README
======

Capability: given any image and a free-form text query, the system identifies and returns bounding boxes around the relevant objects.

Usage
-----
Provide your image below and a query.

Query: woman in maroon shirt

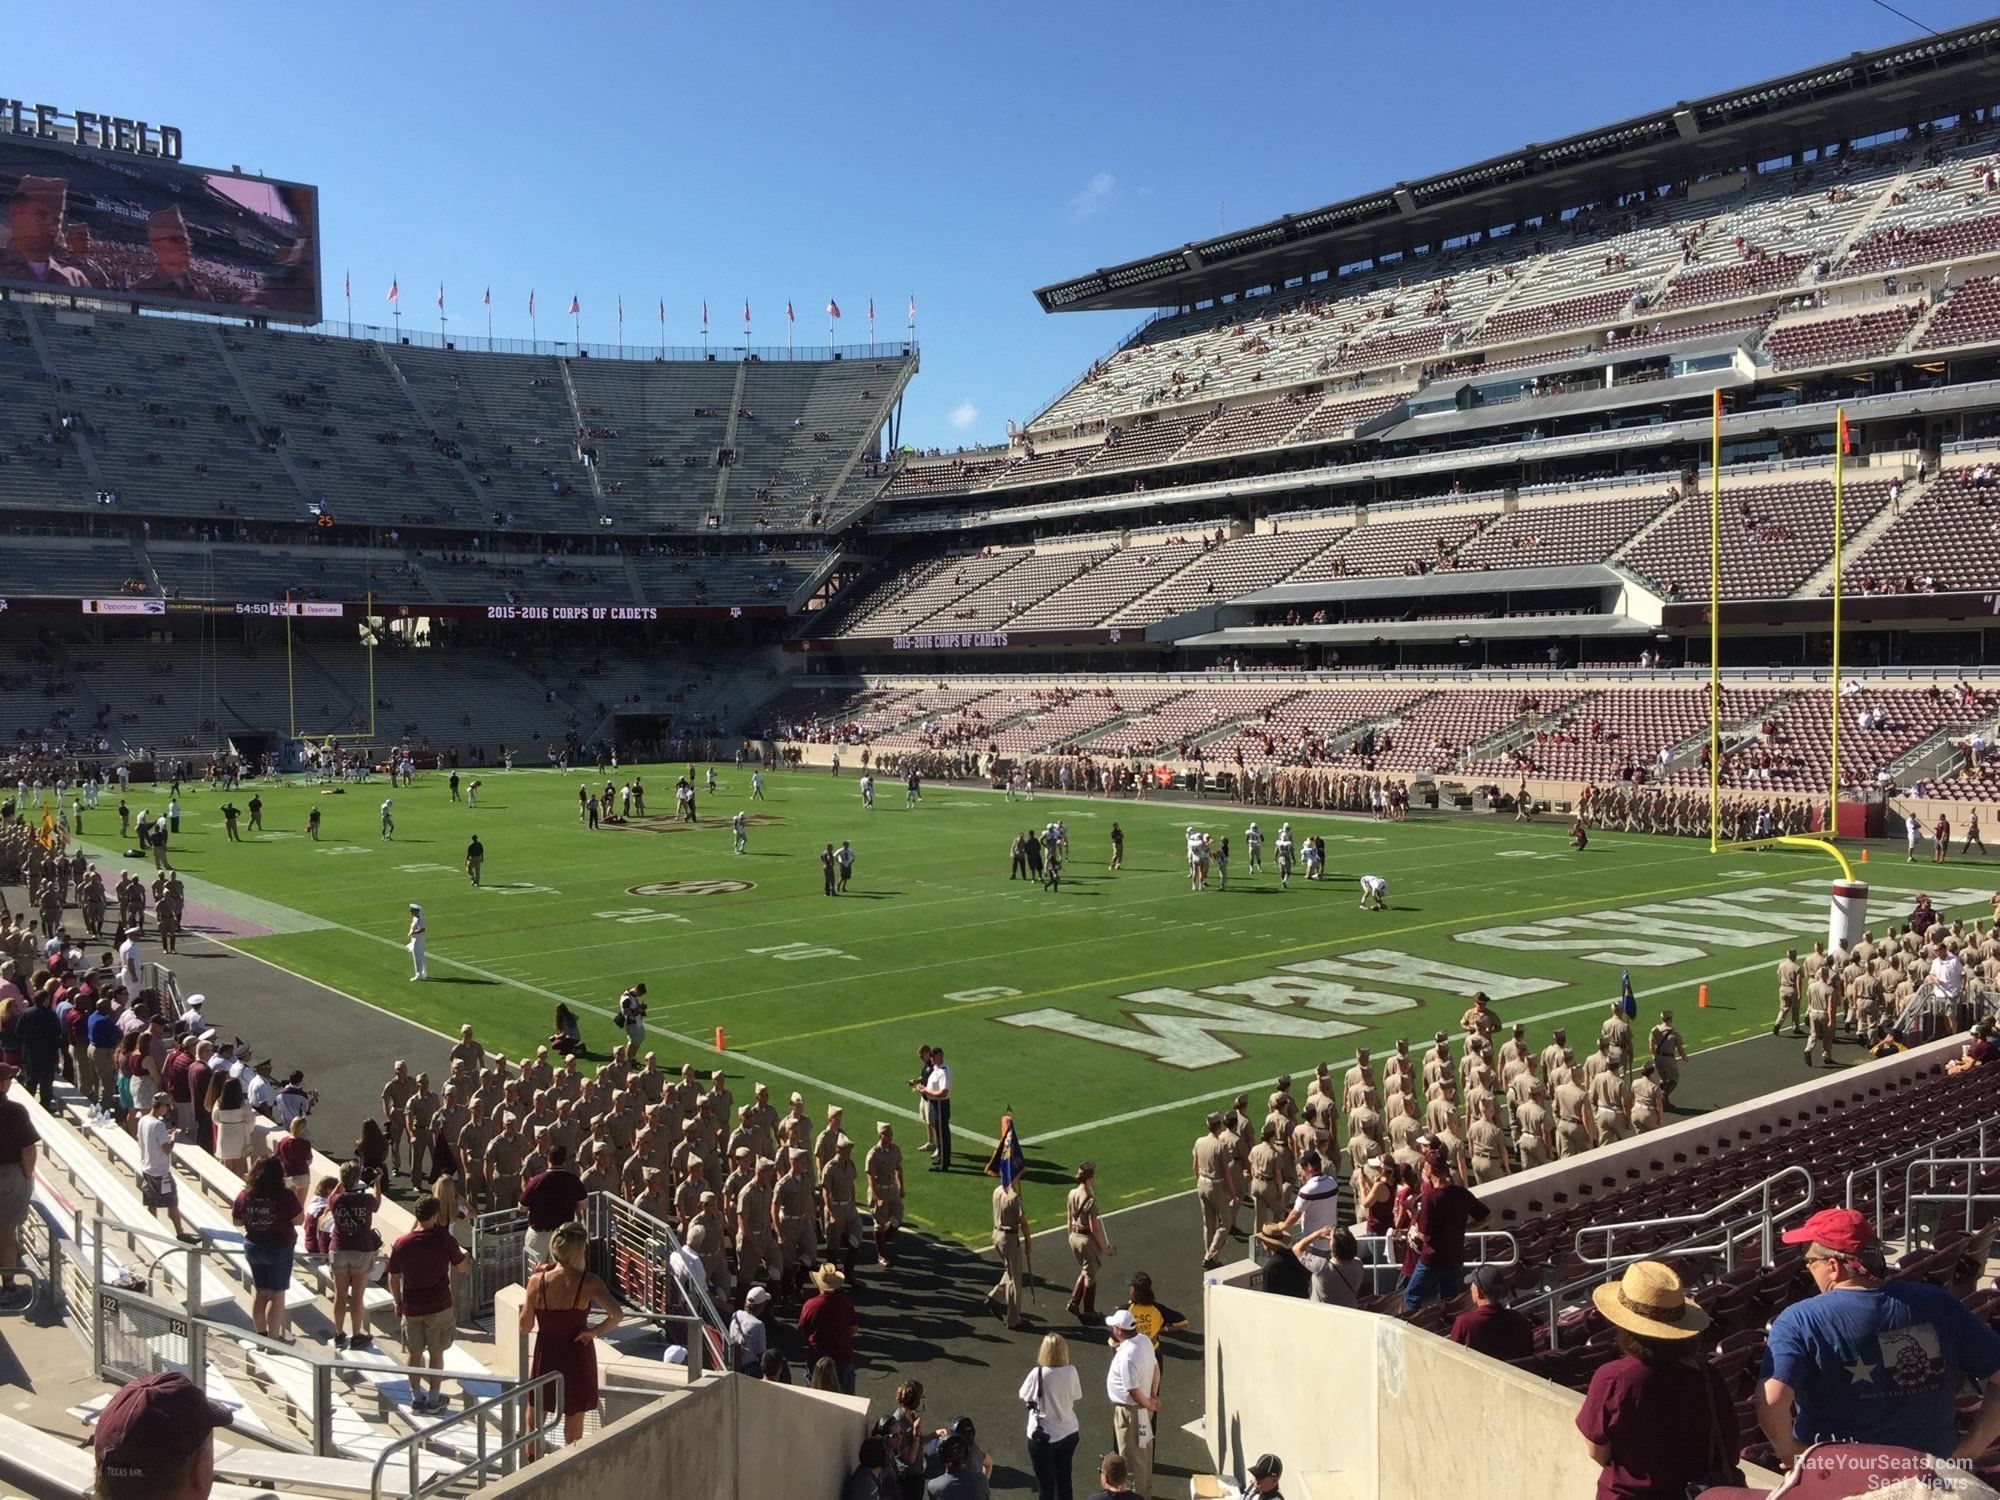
[325,1162,383,1352]
[233,1156,303,1343]
[1576,1261,1739,1500]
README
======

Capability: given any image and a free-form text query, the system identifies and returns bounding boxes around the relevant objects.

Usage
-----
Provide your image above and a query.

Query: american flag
[567,295,580,316]
[386,278,398,304]
[827,299,841,320]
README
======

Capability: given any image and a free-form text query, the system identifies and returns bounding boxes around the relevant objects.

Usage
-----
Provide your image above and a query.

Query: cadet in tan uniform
[1421,1033,1452,1092]
[1499,1022,1531,1076]
[820,1135,862,1280]
[1460,993,1501,1041]
[1552,1069,1596,1159]
[1193,1113,1239,1269]
[382,1061,419,1178]
[1850,965,1885,1036]
[1588,1054,1631,1143]
[1581,1037,1615,1089]
[774,1147,820,1298]
[692,1191,729,1288]
[1650,1010,1689,1103]
[1773,948,1803,1037]
[736,1157,780,1293]
[1629,1063,1665,1132]
[1599,1002,1633,1072]
[1539,1028,1569,1084]
[1247,1123,1287,1236]
[1066,1161,1112,1321]
[1380,1040,1414,1094]
[1465,1095,1511,1184]
[865,1123,905,1268]
[988,1176,1027,1330]
[1515,1079,1554,1169]
[1804,972,1837,1066]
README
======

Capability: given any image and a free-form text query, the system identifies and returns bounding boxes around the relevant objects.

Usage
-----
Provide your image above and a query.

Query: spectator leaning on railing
[1755,1207,2000,1464]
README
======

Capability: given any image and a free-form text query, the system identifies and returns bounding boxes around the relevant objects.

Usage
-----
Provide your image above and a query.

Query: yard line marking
[736,861,1803,1050]
[1025,882,1996,1144]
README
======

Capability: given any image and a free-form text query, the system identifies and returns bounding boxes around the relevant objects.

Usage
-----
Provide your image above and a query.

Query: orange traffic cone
[1860,848,1869,864]
[715,1027,726,1051]
[1697,983,1709,1009]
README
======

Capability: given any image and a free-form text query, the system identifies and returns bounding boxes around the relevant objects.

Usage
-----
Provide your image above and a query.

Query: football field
[93,764,1996,1245]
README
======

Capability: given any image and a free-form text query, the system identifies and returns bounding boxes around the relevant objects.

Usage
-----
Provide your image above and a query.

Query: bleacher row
[0,299,910,536]
[761,676,2000,796]
[823,457,2000,631]
[0,532,826,610]
[1018,116,2000,440]
[0,640,762,752]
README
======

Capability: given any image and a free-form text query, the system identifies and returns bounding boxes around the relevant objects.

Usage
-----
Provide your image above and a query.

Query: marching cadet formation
[1578,782,1816,840]
[1774,907,2000,1063]
[377,1033,912,1334]
[1184,994,1700,1267]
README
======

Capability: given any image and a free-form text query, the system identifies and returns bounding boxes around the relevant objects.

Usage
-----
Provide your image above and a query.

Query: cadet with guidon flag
[986,1111,1030,1329]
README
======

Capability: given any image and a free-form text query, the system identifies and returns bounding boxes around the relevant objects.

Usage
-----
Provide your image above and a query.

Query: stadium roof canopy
[1034,19,2000,314]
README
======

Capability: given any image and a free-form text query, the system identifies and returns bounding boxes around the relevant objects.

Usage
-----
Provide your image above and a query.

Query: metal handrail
[1571,1165,1815,1268]
[369,1372,561,1500]
[1903,1156,2000,1244]
[1512,1166,1813,1352]
[1846,1112,2000,1234]
[1352,1228,1519,1267]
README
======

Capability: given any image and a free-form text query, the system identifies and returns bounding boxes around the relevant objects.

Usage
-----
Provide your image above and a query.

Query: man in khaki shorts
[386,1194,469,1414]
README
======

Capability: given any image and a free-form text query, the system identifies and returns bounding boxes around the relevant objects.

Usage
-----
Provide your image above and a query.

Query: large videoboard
[0,134,320,323]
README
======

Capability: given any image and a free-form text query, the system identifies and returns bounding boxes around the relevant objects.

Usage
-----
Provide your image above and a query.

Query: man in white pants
[1359,875,1389,911]
[407,904,427,981]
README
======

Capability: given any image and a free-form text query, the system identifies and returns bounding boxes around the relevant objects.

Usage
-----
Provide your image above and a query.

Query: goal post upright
[1708,388,1722,854]
[285,590,297,743]
[1830,408,1847,838]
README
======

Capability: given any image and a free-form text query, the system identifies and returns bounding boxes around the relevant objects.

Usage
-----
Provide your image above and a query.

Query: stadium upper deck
[0,299,911,539]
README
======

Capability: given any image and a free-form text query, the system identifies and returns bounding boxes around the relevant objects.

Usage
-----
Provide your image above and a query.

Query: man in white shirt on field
[1105,1309,1159,1499]
[1359,874,1389,911]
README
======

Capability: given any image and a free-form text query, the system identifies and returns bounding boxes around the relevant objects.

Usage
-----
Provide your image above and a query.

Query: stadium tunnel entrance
[615,712,673,745]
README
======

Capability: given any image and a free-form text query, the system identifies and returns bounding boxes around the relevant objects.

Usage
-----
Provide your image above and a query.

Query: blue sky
[15,0,1997,449]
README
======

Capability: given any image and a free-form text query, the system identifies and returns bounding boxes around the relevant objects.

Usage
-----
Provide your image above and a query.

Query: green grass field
[90,765,1997,1244]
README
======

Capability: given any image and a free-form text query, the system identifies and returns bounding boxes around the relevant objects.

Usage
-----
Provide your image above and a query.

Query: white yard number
[593,907,692,925]
[1494,849,1565,861]
[943,986,1021,1004]
[748,941,858,962]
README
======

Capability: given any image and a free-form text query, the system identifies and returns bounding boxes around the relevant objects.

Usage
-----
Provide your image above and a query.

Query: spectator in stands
[210,1076,253,1176]
[326,1161,383,1352]
[520,1143,589,1268]
[1450,1264,1536,1360]
[387,1193,470,1414]
[1401,1140,1490,1310]
[232,1154,302,1343]
[801,1261,860,1394]
[521,1220,621,1451]
[842,1436,893,1500]
[1086,1452,1132,1499]
[1756,1207,2000,1462]
[91,1370,235,1500]
[0,1062,38,1313]
[1576,1261,1738,1499]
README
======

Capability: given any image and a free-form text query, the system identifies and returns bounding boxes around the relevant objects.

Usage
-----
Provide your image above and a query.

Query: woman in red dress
[518,1222,622,1450]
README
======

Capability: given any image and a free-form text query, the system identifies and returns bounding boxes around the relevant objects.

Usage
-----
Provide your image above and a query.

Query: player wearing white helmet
[1245,821,1264,873]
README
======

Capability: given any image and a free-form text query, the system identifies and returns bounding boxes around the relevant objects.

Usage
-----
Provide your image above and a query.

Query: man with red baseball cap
[92,1371,235,1499]
[1755,1207,2000,1465]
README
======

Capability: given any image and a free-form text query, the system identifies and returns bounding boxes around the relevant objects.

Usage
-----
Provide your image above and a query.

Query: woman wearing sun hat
[1575,1260,1741,1499]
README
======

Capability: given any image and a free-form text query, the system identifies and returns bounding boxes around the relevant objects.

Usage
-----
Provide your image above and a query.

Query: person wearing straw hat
[800,1262,858,1394]
[1756,1207,2000,1464]
[1576,1261,1740,1500]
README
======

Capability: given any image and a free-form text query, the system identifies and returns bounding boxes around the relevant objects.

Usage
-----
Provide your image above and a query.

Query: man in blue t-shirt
[1757,1207,2000,1463]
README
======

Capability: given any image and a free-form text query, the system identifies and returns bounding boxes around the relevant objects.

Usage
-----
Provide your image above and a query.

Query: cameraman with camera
[617,983,648,1053]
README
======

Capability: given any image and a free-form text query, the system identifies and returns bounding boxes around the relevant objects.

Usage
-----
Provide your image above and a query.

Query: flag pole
[1831,407,1846,837]
[438,285,446,345]
[1708,387,1721,855]
[344,273,351,334]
